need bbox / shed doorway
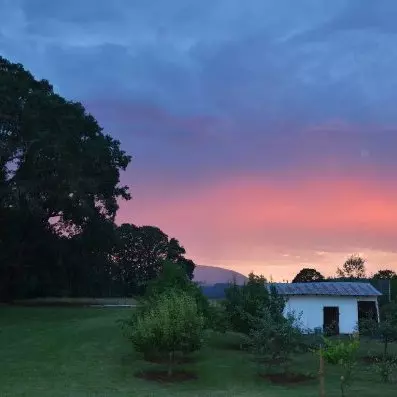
[323,306,339,335]
[358,301,378,332]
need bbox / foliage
[112,224,196,295]
[207,303,230,333]
[0,56,131,230]
[223,273,285,334]
[292,268,325,283]
[321,335,360,397]
[0,56,131,301]
[360,302,397,357]
[373,270,397,280]
[122,290,205,375]
[372,356,397,383]
[298,328,325,352]
[145,260,210,323]
[248,307,303,372]
[336,255,366,279]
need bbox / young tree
[337,255,366,279]
[321,335,360,397]
[361,302,397,358]
[292,268,325,283]
[146,260,210,322]
[223,273,270,334]
[123,290,205,376]
[248,307,302,373]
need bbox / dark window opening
[323,306,339,335]
[358,301,377,331]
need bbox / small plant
[372,355,397,383]
[321,335,360,397]
[122,290,205,376]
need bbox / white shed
[271,282,381,334]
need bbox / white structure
[272,282,381,334]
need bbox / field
[1,307,396,397]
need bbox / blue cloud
[1,0,397,179]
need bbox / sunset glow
[5,0,397,280]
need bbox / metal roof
[271,282,382,297]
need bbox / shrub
[372,355,397,383]
[146,260,211,324]
[123,290,205,375]
[321,335,360,397]
[360,302,397,358]
[247,307,303,373]
[223,273,286,334]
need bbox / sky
[1,0,397,280]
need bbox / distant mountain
[193,265,247,286]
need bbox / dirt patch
[135,370,197,383]
[253,357,289,365]
[144,355,195,365]
[261,372,314,385]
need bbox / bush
[223,273,286,334]
[146,260,211,324]
[360,302,397,358]
[321,335,360,397]
[123,290,205,375]
[248,307,303,373]
[372,356,397,383]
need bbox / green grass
[1,307,396,397]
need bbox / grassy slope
[1,307,396,397]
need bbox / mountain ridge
[193,265,247,286]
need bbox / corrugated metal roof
[271,282,382,296]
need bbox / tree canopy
[0,56,131,232]
[292,268,325,283]
[336,255,366,279]
[112,224,197,295]
[373,269,397,280]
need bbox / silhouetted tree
[373,270,397,280]
[337,255,366,279]
[292,268,325,283]
[0,55,131,300]
[112,224,196,294]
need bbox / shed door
[323,306,339,335]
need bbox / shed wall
[284,296,362,333]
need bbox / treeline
[0,56,195,301]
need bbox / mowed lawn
[1,307,396,397]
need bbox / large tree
[0,56,131,231]
[292,268,325,283]
[112,224,196,294]
[373,269,397,280]
[0,56,131,300]
[337,255,366,279]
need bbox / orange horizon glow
[117,171,397,281]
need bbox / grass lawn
[1,307,396,397]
